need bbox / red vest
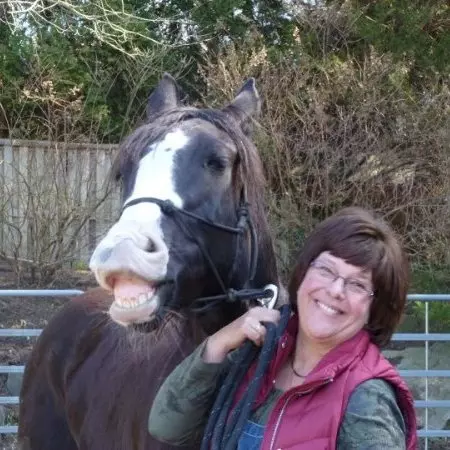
[233,316,418,450]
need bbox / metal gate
[1,291,450,447]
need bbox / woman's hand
[202,307,281,363]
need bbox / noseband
[121,191,275,312]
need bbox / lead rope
[201,304,291,450]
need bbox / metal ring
[257,284,278,309]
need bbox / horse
[18,73,281,450]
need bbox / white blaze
[122,128,188,223]
[89,128,189,290]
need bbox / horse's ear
[223,78,261,136]
[146,73,182,118]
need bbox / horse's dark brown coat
[19,288,205,450]
[18,79,278,450]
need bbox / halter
[121,190,275,312]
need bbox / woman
[148,207,418,449]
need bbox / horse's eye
[204,156,227,172]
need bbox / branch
[0,0,207,56]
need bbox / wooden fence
[0,139,122,269]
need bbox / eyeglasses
[309,260,374,299]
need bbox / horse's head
[89,74,278,330]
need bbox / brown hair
[288,207,409,347]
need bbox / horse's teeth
[115,292,154,309]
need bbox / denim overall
[236,387,284,449]
[237,420,265,450]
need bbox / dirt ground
[0,267,96,362]
[0,267,97,449]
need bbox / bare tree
[0,0,202,56]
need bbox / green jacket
[148,341,406,449]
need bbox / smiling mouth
[109,275,163,325]
[314,299,343,316]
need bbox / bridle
[121,189,277,312]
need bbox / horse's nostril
[146,239,157,253]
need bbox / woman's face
[296,251,374,349]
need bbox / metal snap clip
[257,284,278,310]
